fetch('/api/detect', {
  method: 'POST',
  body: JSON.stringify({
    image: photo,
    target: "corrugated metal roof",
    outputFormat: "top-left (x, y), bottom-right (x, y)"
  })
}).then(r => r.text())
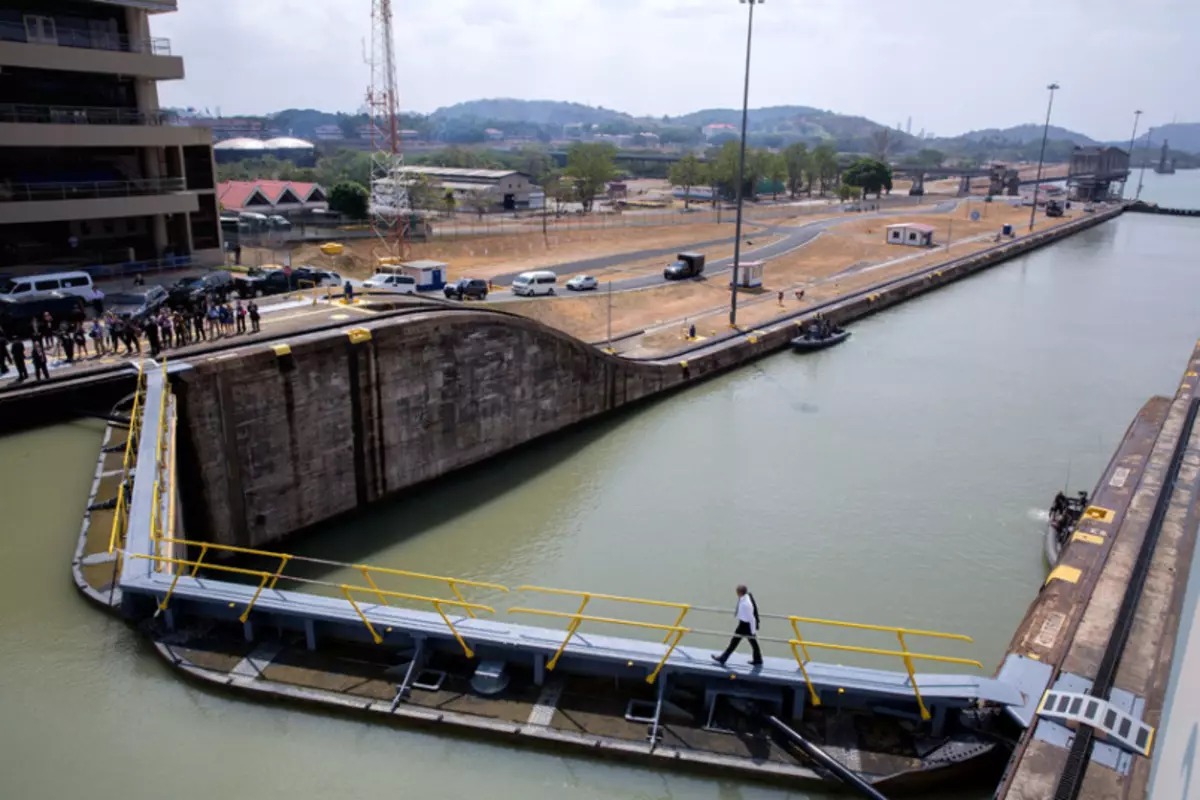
top-left (397, 166), bottom-right (522, 180)
top-left (886, 223), bottom-right (935, 233)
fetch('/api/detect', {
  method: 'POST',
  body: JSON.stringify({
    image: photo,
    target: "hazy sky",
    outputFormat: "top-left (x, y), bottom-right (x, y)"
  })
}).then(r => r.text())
top-left (155, 0), bottom-right (1198, 140)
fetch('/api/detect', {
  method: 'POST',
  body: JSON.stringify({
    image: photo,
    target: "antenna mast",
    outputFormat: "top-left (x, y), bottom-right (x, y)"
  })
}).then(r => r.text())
top-left (368, 0), bottom-right (406, 261)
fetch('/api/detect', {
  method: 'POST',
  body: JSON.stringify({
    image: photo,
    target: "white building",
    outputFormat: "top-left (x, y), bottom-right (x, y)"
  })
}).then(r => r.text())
top-left (393, 166), bottom-right (536, 210)
top-left (886, 223), bottom-right (935, 247)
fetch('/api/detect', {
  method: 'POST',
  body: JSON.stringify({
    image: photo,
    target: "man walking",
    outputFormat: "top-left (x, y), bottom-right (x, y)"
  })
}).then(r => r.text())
top-left (712, 585), bottom-right (763, 667)
top-left (248, 300), bottom-right (260, 333)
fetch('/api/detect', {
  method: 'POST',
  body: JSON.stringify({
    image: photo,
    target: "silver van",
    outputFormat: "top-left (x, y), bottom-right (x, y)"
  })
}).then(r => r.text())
top-left (0, 270), bottom-right (99, 301)
top-left (511, 270), bottom-right (557, 297)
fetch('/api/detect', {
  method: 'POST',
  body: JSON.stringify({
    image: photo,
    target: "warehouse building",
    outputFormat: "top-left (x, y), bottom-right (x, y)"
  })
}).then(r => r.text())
top-left (394, 166), bottom-right (536, 210)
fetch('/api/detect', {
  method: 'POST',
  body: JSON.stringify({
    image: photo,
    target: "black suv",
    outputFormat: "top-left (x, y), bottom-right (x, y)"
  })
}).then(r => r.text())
top-left (168, 272), bottom-right (233, 308)
top-left (443, 278), bottom-right (488, 301)
top-left (0, 293), bottom-right (87, 339)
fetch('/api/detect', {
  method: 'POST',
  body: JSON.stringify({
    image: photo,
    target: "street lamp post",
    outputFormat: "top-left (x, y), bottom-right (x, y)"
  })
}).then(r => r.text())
top-left (1135, 127), bottom-right (1152, 201)
top-left (729, 0), bottom-right (762, 327)
top-left (1123, 109), bottom-right (1142, 199)
top-left (1028, 82), bottom-right (1060, 232)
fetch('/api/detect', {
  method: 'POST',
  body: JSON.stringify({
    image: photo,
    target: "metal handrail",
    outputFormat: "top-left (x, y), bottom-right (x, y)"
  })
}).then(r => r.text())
top-left (0, 103), bottom-right (173, 126)
top-left (131, 552), bottom-right (496, 656)
top-left (107, 362), bottom-right (145, 555)
top-left (787, 616), bottom-right (980, 721)
top-left (0, 21), bottom-right (171, 55)
top-left (0, 178), bottom-right (187, 203)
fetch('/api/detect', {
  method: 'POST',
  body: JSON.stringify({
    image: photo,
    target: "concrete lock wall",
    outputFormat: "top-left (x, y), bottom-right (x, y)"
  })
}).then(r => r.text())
top-left (177, 311), bottom-right (685, 548)
top-left (177, 207), bottom-right (1124, 549)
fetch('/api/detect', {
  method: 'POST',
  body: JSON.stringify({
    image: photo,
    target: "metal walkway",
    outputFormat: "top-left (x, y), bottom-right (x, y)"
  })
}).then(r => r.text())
top-left (112, 363), bottom-right (1024, 732)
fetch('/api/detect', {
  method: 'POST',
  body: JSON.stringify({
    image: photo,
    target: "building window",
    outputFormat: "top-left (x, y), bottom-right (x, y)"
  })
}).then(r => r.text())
top-left (24, 15), bottom-right (57, 45)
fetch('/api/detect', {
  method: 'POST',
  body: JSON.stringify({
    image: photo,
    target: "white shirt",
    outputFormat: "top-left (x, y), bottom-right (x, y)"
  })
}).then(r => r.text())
top-left (736, 594), bottom-right (758, 635)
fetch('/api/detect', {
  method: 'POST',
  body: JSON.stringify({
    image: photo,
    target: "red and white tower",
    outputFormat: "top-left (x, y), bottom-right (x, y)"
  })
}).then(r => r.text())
top-left (367, 0), bottom-right (406, 260)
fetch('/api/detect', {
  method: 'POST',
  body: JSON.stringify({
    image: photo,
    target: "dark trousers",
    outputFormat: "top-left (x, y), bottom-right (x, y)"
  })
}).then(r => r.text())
top-left (718, 621), bottom-right (763, 663)
top-left (14, 356), bottom-right (27, 381)
top-left (33, 359), bottom-right (48, 381)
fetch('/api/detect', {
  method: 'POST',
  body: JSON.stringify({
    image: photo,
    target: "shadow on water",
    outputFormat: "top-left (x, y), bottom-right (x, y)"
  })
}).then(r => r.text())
top-left (252, 392), bottom-right (677, 581)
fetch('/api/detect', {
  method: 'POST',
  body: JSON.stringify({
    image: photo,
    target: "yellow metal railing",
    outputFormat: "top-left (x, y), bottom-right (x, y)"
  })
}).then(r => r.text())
top-left (786, 616), bottom-right (982, 720)
top-left (107, 361), bottom-right (146, 555)
top-left (135, 538), bottom-right (507, 657)
top-left (507, 586), bottom-right (693, 684)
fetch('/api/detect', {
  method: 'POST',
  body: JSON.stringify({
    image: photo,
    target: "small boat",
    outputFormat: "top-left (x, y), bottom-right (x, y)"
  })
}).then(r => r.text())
top-left (1045, 489), bottom-right (1089, 564)
top-left (790, 320), bottom-right (851, 352)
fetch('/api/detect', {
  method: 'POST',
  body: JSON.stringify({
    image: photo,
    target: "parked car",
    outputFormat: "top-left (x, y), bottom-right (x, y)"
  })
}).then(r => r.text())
top-left (0, 270), bottom-right (101, 302)
top-left (0, 293), bottom-right (87, 339)
top-left (267, 215), bottom-right (293, 231)
top-left (105, 286), bottom-right (169, 323)
top-left (443, 278), bottom-right (489, 301)
top-left (361, 273), bottom-right (417, 294)
top-left (168, 272), bottom-right (233, 307)
top-left (565, 275), bottom-right (598, 291)
top-left (291, 267), bottom-right (342, 287)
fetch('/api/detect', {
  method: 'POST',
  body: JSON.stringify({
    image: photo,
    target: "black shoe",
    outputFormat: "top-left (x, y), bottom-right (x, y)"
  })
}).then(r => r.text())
top-left (711, 655), bottom-right (726, 666)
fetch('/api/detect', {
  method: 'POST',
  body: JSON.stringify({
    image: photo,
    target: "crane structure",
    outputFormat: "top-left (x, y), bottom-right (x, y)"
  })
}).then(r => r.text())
top-left (367, 0), bottom-right (407, 261)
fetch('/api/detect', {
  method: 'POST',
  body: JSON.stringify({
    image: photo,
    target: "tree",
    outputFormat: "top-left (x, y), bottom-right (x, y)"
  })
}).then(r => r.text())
top-left (668, 153), bottom-right (706, 210)
top-left (842, 157), bottom-right (893, 199)
top-left (328, 181), bottom-right (369, 220)
top-left (404, 173), bottom-right (439, 210)
top-left (466, 189), bottom-right (491, 218)
top-left (564, 142), bottom-right (617, 212)
top-left (782, 143), bottom-right (809, 197)
top-left (543, 172), bottom-right (574, 215)
top-left (336, 114), bottom-right (363, 141)
top-left (811, 144), bottom-right (838, 196)
top-left (443, 190), bottom-right (457, 215)
top-left (835, 184), bottom-right (863, 203)
top-left (764, 152), bottom-right (788, 201)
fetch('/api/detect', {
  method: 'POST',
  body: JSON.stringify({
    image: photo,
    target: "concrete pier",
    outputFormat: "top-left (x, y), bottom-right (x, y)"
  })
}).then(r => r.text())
top-left (997, 341), bottom-right (1200, 799)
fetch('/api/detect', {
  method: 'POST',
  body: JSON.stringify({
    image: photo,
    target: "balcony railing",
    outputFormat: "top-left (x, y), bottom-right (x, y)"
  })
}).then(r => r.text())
top-left (0, 177), bottom-right (187, 203)
top-left (0, 103), bottom-right (174, 126)
top-left (0, 22), bottom-right (172, 55)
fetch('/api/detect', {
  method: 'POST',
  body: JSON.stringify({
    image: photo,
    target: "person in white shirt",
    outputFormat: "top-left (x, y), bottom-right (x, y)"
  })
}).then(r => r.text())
top-left (712, 584), bottom-right (763, 666)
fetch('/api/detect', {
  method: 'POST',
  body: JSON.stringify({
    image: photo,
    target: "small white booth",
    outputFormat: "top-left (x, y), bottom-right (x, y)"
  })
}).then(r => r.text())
top-left (401, 259), bottom-right (448, 291)
top-left (732, 260), bottom-right (765, 289)
top-left (886, 223), bottom-right (935, 247)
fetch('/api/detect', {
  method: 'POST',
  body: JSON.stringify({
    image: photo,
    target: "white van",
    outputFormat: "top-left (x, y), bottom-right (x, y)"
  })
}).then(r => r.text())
top-left (1, 270), bottom-right (98, 301)
top-left (511, 270), bottom-right (557, 297)
top-left (361, 272), bottom-right (416, 294)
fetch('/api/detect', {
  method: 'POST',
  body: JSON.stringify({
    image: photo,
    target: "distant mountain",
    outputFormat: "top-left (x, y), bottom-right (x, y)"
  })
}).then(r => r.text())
top-left (431, 99), bottom-right (634, 127)
top-left (956, 124), bottom-right (1099, 147)
top-left (1123, 123), bottom-right (1200, 155)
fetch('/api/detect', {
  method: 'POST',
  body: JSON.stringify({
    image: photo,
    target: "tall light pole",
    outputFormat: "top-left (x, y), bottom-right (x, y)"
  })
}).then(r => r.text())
top-left (1028, 82), bottom-right (1059, 232)
top-left (1123, 109), bottom-right (1142, 199)
top-left (1135, 127), bottom-right (1152, 201)
top-left (729, 0), bottom-right (762, 327)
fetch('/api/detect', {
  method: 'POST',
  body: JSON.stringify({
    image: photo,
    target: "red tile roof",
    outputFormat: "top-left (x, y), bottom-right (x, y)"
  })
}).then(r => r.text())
top-left (218, 180), bottom-right (323, 209)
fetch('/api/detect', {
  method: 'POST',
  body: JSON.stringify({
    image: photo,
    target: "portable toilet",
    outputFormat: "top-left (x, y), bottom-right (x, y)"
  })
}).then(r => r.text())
top-left (732, 260), bottom-right (765, 289)
top-left (401, 259), bottom-right (448, 291)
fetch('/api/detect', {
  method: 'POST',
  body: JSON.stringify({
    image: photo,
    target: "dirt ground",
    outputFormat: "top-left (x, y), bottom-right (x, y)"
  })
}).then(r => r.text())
top-left (503, 200), bottom-right (1071, 350)
top-left (250, 223), bottom-right (750, 282)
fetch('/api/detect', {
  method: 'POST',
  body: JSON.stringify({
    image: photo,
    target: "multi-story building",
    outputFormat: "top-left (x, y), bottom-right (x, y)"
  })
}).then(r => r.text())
top-left (0, 0), bottom-right (222, 271)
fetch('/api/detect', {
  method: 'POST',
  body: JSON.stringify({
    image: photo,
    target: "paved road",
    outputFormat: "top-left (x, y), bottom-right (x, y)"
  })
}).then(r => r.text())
top-left (483, 198), bottom-right (959, 300)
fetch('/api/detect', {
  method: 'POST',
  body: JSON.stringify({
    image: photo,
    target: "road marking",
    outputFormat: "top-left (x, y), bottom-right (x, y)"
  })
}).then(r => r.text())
top-left (1045, 565), bottom-right (1082, 586)
top-left (1109, 467), bottom-right (1131, 489)
top-left (1034, 612), bottom-right (1067, 650)
top-left (1072, 531), bottom-right (1105, 545)
top-left (1083, 505), bottom-right (1116, 524)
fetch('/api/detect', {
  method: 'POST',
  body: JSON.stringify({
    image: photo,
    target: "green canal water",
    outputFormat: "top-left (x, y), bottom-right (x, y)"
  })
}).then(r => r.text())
top-left (1, 189), bottom-right (1198, 799)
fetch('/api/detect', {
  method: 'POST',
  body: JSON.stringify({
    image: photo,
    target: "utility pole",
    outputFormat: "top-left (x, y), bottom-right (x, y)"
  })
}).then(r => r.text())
top-left (606, 280), bottom-right (613, 352)
top-left (729, 0), bottom-right (762, 327)
top-left (1123, 109), bottom-right (1142, 200)
top-left (1028, 82), bottom-right (1060, 232)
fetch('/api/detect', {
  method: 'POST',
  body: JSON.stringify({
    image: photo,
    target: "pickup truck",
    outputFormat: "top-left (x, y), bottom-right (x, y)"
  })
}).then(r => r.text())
top-left (663, 252), bottom-right (705, 280)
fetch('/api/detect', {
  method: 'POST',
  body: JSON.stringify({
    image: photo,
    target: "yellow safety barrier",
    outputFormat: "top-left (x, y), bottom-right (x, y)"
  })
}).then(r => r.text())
top-left (108, 362), bottom-right (146, 555)
top-left (135, 538), bottom-right (507, 656)
top-left (507, 586), bottom-right (693, 684)
top-left (786, 616), bottom-right (981, 720)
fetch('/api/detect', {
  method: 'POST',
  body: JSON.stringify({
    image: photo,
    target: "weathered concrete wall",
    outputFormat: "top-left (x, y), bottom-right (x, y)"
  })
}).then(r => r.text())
top-left (178, 311), bottom-right (686, 547)
top-left (177, 207), bottom-right (1124, 548)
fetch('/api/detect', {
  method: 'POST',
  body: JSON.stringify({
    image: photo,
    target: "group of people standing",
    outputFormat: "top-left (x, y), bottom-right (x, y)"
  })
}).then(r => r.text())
top-left (1, 295), bottom-right (263, 384)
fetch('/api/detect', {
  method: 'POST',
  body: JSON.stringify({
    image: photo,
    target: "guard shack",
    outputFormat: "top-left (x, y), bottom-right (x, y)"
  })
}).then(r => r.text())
top-left (732, 260), bottom-right (765, 289)
top-left (886, 223), bottom-right (935, 247)
top-left (380, 259), bottom-right (447, 291)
